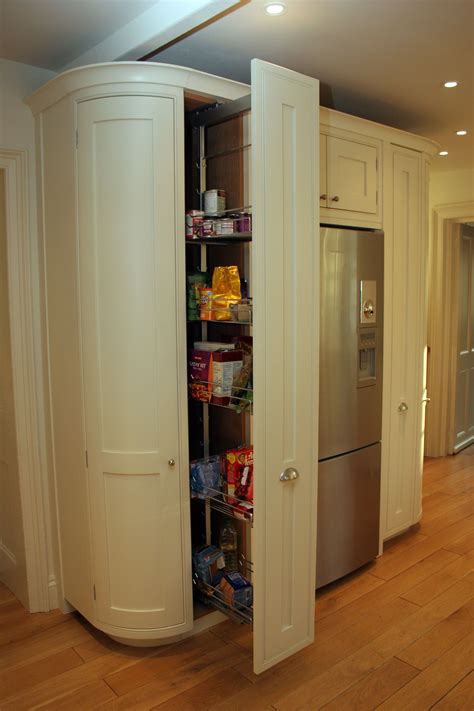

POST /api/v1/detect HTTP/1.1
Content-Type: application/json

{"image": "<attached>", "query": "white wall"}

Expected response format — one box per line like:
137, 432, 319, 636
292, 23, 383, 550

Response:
430, 168, 474, 208
0, 59, 57, 608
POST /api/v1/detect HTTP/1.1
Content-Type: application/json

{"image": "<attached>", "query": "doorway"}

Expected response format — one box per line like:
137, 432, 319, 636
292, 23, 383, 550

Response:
453, 223, 474, 452
0, 168, 29, 605
426, 203, 474, 457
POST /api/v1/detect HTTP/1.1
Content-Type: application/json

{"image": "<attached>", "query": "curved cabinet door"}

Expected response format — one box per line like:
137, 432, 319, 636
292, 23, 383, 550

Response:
77, 94, 191, 633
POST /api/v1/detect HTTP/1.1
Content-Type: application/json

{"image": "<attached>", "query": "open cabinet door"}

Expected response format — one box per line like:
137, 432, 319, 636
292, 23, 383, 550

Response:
252, 59, 320, 673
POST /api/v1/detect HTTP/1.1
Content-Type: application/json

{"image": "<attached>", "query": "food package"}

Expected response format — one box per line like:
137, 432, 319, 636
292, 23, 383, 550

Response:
211, 350, 243, 406
187, 271, 208, 321
193, 341, 235, 351
190, 455, 222, 498
204, 189, 226, 216
230, 337, 253, 411
199, 287, 213, 321
193, 545, 225, 587
219, 572, 253, 609
211, 266, 241, 321
189, 348, 243, 405
189, 349, 213, 402
225, 446, 254, 504
186, 210, 204, 239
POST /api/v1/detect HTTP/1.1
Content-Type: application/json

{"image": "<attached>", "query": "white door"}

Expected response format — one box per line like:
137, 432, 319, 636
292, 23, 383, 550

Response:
454, 225, 474, 452
77, 95, 192, 633
327, 136, 377, 213
252, 59, 319, 674
383, 146, 423, 537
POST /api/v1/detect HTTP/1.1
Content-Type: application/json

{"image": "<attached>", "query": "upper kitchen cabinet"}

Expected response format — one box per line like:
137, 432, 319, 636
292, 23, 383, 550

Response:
319, 109, 382, 228
28, 59, 319, 676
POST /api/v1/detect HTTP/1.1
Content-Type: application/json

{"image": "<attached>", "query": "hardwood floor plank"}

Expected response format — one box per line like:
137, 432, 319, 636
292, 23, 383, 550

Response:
315, 549, 458, 644
401, 548, 474, 606
371, 573, 474, 660
319, 657, 419, 710
104, 631, 224, 697
0, 607, 66, 647
418, 496, 474, 537
97, 644, 247, 710
0, 645, 159, 710
431, 671, 474, 710
376, 633, 474, 710
0, 647, 84, 702
35, 680, 117, 710
315, 569, 384, 619
0, 616, 91, 673
150, 667, 252, 710
444, 529, 474, 555
370, 516, 474, 580
395, 604, 473, 670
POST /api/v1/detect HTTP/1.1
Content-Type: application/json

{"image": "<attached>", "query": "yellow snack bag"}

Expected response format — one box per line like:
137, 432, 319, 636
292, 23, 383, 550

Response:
211, 266, 241, 321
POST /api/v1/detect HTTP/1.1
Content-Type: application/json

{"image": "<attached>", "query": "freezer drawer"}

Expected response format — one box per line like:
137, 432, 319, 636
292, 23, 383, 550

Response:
316, 443, 380, 588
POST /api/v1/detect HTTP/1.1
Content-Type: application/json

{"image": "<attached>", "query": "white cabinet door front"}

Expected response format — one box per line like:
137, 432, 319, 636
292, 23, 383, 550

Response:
327, 136, 377, 213
384, 146, 422, 537
252, 59, 319, 674
77, 95, 191, 633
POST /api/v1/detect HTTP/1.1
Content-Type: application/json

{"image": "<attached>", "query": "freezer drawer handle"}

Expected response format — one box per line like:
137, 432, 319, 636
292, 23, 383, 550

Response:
280, 467, 299, 482
398, 402, 409, 413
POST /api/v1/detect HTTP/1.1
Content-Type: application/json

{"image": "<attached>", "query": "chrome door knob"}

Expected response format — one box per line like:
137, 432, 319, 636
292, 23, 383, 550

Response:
280, 467, 299, 482
168, 458, 176, 467
398, 402, 408, 413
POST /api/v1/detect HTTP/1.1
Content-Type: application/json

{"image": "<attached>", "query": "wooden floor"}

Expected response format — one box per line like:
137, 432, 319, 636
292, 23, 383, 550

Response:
1, 447, 473, 710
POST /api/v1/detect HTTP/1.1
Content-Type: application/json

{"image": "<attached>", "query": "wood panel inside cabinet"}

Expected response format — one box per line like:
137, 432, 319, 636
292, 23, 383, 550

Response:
205, 114, 246, 211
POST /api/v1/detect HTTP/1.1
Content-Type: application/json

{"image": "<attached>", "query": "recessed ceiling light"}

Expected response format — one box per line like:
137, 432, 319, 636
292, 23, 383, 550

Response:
444, 81, 458, 88
456, 130, 467, 136
439, 150, 449, 156
264, 2, 287, 15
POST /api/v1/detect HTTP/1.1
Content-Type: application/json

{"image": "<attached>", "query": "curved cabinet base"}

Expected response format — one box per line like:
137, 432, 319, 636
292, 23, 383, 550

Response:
109, 633, 188, 648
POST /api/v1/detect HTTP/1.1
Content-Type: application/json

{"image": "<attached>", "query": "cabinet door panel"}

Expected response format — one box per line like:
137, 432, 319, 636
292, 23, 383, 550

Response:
77, 95, 191, 632
384, 147, 422, 536
252, 59, 319, 674
327, 136, 377, 213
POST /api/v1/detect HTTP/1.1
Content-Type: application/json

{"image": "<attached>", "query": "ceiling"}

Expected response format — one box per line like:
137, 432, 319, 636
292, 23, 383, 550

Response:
0, 0, 156, 69
154, 0, 474, 172
1, 0, 472, 172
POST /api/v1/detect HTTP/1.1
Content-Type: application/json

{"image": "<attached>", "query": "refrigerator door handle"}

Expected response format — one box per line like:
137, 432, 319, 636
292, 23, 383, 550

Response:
280, 467, 300, 482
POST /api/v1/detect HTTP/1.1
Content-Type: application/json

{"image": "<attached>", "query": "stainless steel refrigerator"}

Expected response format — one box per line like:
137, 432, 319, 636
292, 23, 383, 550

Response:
316, 226, 383, 588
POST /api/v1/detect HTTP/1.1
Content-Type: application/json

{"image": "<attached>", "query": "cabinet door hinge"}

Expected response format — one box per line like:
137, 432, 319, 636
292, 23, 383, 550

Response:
85, 450, 88, 468
76, 130, 78, 148
93, 584, 96, 600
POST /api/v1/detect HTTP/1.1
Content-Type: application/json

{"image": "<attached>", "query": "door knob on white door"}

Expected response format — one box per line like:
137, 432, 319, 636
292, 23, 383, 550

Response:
168, 459, 176, 467
398, 402, 408, 413
280, 467, 299, 482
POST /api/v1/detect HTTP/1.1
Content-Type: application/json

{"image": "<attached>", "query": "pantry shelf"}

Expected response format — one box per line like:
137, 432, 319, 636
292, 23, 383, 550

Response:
186, 233, 252, 245
193, 487, 254, 524
194, 580, 253, 625
188, 318, 252, 325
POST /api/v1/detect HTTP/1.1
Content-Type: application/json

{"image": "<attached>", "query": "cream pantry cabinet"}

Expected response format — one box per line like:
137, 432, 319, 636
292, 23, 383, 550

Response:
28, 61, 319, 674
319, 108, 437, 543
